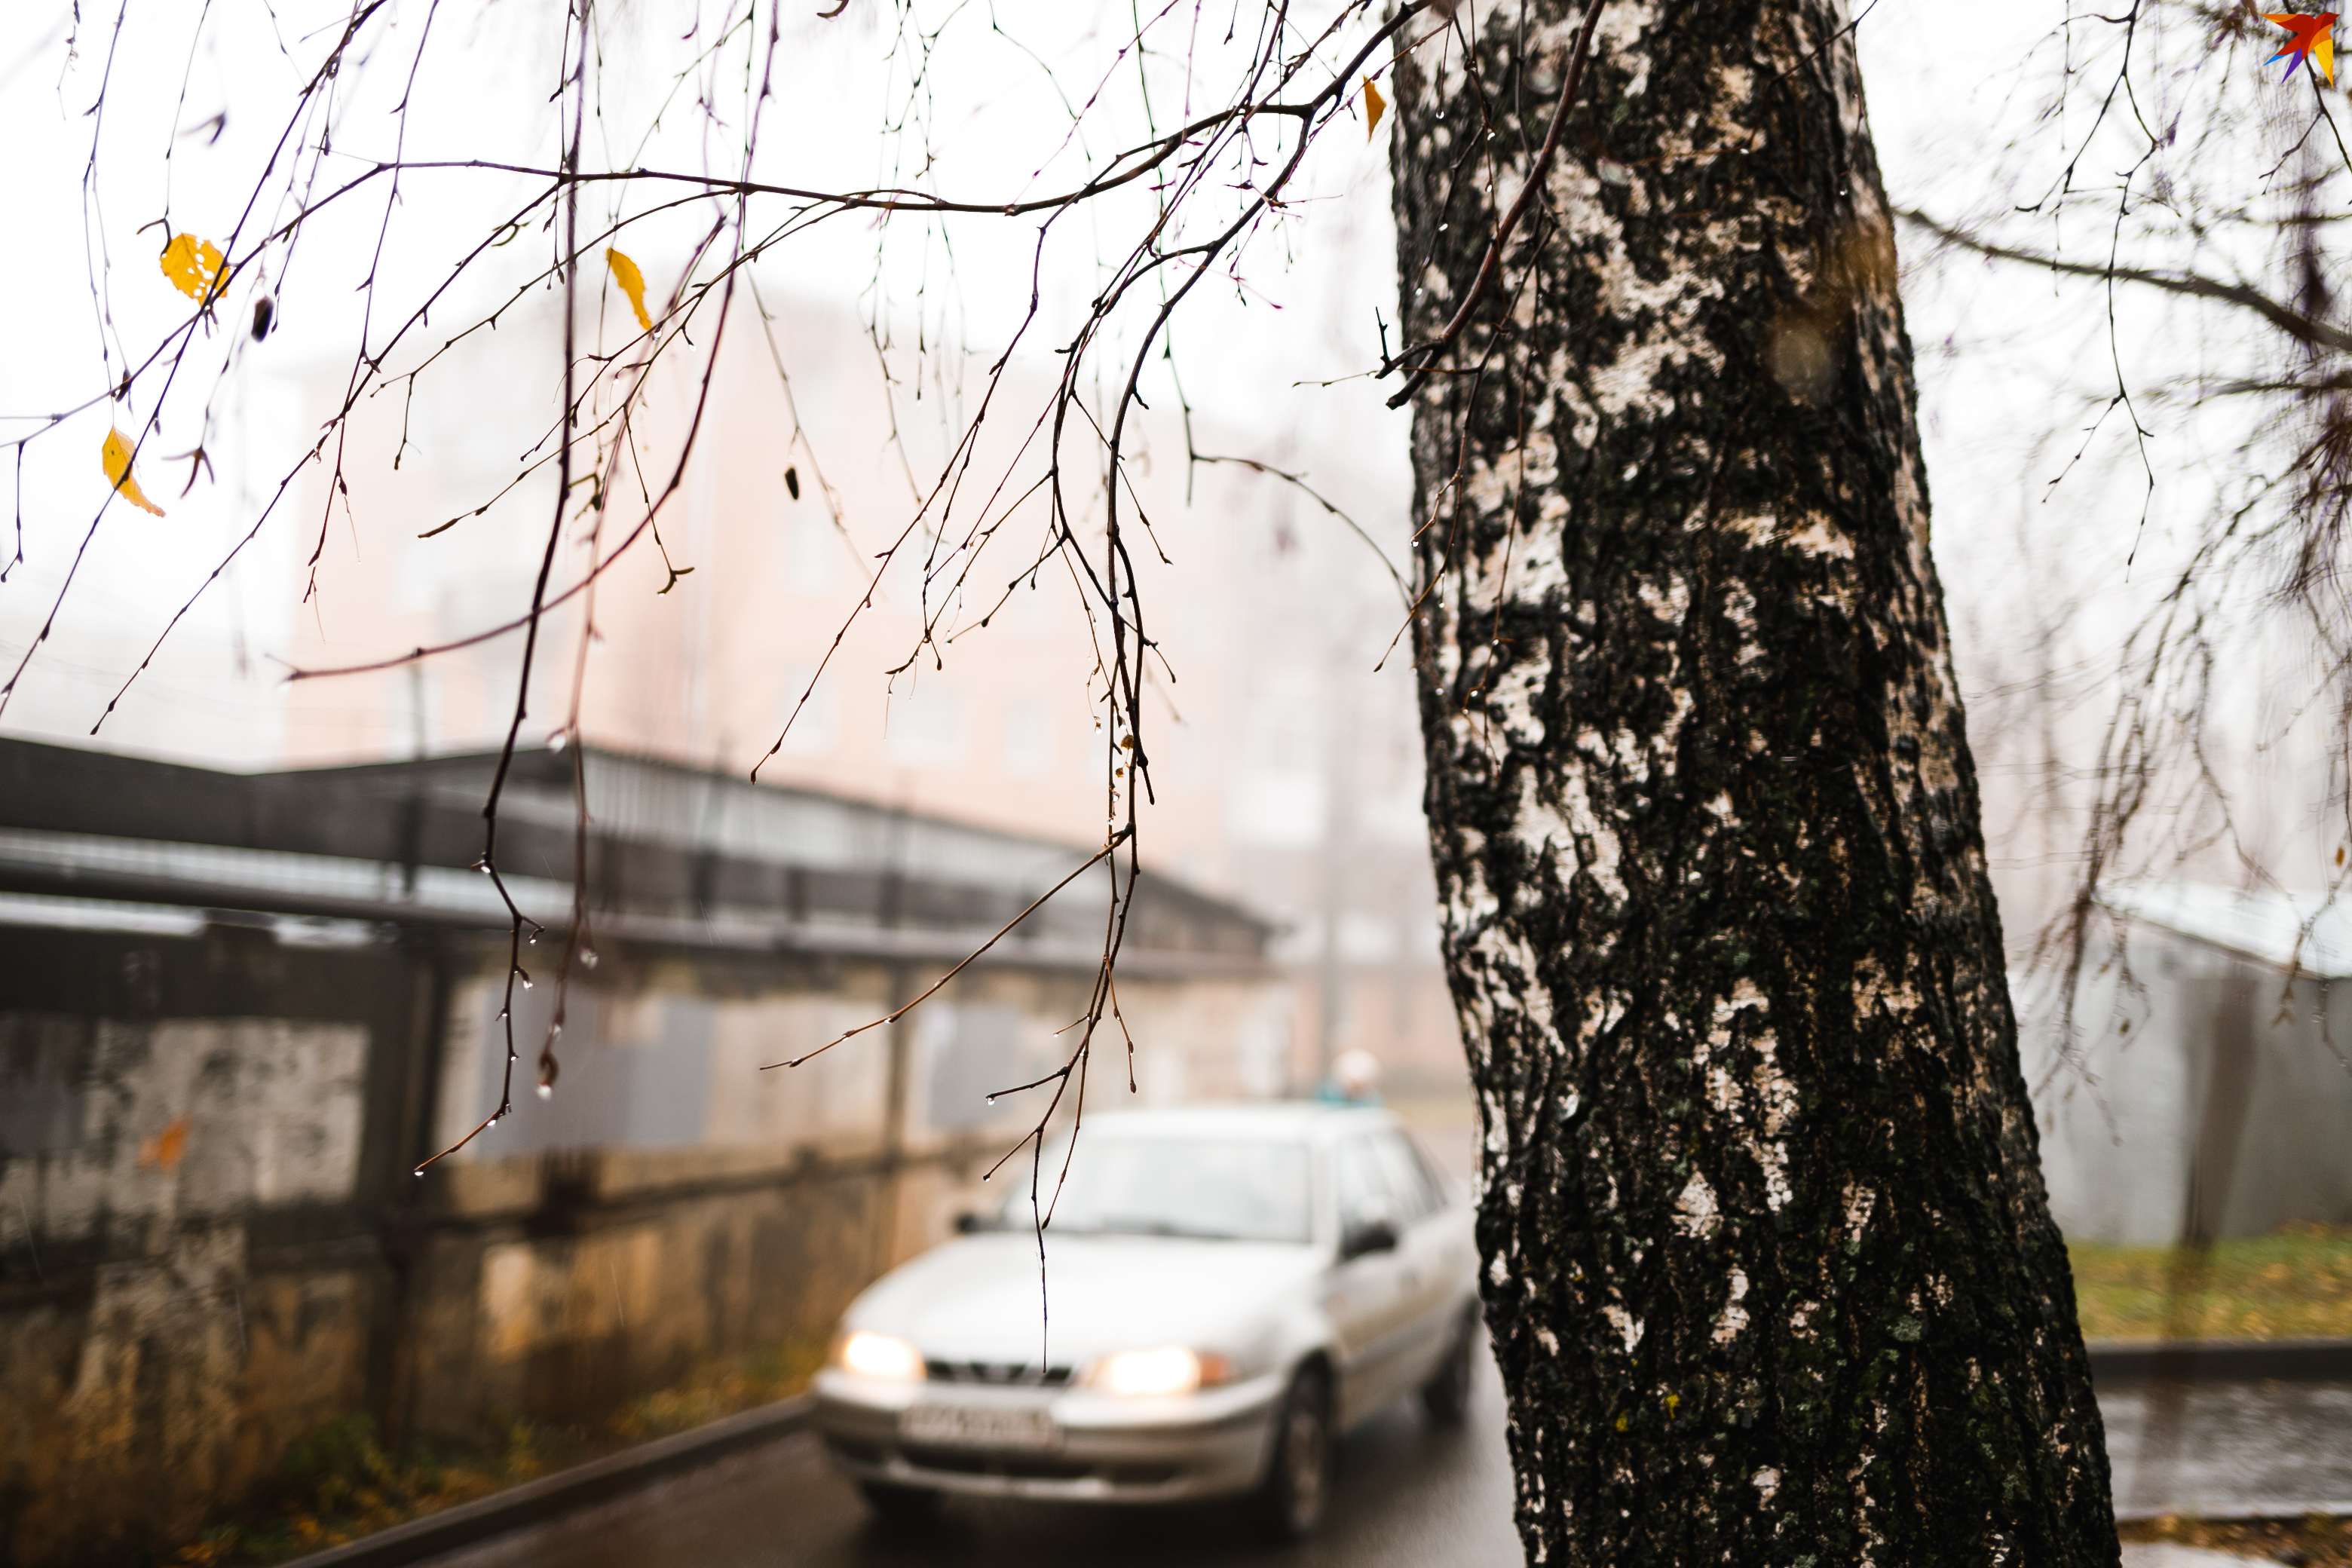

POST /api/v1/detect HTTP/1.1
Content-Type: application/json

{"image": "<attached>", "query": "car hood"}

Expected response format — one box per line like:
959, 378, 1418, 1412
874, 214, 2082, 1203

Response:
847, 1232, 1328, 1365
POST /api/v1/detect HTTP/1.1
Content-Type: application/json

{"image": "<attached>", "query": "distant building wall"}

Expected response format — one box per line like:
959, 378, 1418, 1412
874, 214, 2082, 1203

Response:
2017, 929, 2352, 1244
277, 298, 1462, 1114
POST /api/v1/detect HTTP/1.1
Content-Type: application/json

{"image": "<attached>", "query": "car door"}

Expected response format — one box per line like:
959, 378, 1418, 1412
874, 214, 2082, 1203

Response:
1325, 1132, 1415, 1426
1367, 1128, 1464, 1387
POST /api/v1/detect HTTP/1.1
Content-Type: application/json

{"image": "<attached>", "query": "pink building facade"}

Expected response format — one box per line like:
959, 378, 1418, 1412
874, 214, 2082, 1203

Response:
281, 295, 1463, 1101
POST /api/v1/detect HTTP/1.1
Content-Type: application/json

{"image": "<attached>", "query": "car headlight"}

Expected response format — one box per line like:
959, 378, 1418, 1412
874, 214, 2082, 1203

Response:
833, 1330, 924, 1382
1086, 1346, 1233, 1397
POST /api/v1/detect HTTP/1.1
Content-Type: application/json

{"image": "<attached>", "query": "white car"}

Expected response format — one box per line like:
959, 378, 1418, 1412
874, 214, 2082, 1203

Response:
813, 1102, 1481, 1539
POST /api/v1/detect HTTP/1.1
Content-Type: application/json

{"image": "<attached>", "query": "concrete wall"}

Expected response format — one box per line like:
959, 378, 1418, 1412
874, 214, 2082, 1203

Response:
0, 917, 1287, 1566
2017, 929, 2352, 1244
403, 958, 1291, 1440
0, 924, 422, 1566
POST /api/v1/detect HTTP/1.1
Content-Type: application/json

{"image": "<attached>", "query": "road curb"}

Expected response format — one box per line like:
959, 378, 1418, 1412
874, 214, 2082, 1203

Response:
278, 1395, 815, 1568
2088, 1338, 2352, 1385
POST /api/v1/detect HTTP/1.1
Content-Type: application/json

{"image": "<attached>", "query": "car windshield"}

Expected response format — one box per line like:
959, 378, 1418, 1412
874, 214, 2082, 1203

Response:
1000, 1134, 1314, 1243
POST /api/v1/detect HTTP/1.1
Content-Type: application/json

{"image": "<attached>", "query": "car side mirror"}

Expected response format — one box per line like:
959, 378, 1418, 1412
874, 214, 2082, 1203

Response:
953, 1211, 985, 1235
1340, 1213, 1399, 1260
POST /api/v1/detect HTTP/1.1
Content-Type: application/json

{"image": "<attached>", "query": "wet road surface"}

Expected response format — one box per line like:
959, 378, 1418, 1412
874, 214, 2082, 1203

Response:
443, 1350, 1520, 1568
2104, 1379, 2352, 1520
435, 1364, 2352, 1568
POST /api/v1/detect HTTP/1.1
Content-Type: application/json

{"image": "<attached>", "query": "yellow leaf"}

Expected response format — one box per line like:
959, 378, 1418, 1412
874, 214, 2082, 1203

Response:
160, 233, 225, 301
1363, 76, 1387, 141
139, 1114, 191, 1171
102, 428, 166, 517
607, 247, 652, 332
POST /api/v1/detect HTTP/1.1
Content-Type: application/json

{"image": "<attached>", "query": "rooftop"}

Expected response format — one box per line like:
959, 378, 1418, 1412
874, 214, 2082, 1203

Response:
2096, 880, 2352, 978
0, 738, 1270, 976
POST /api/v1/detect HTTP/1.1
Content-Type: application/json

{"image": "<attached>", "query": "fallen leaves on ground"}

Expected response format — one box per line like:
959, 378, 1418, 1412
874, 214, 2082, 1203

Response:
2070, 1223, 2352, 1341
2120, 1511, 2350, 1566
163, 1337, 819, 1564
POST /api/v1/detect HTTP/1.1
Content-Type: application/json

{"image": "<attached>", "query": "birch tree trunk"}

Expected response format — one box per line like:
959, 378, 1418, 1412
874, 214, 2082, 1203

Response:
1392, 4, 2119, 1562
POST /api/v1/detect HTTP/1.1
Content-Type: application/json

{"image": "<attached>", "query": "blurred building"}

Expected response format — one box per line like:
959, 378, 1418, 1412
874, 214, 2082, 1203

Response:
2017, 881, 2352, 1244
0, 735, 1274, 1563
274, 292, 1462, 1101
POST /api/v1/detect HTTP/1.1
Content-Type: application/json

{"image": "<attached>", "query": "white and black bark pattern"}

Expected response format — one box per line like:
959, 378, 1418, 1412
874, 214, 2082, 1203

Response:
1392, 3, 2117, 1563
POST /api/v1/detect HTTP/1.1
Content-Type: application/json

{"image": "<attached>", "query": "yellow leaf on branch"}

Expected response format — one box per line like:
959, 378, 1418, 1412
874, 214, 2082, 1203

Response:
160, 234, 225, 301
102, 428, 166, 517
607, 247, 653, 331
1363, 76, 1386, 140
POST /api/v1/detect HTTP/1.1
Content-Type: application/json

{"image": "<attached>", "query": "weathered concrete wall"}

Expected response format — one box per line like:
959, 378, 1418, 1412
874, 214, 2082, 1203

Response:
400, 957, 902, 1441
403, 960, 1290, 1438
0, 925, 418, 1566
397, 1162, 888, 1435
2, 915, 1289, 1565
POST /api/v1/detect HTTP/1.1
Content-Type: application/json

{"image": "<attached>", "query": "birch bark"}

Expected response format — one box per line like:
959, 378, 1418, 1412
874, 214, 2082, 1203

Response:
1391, 4, 2119, 1561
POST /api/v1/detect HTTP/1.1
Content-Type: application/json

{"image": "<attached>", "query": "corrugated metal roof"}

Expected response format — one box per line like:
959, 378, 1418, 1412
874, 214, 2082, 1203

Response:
0, 739, 1272, 972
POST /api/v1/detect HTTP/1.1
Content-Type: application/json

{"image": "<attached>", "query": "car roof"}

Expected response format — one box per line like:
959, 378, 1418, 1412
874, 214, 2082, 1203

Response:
1061, 1101, 1397, 1141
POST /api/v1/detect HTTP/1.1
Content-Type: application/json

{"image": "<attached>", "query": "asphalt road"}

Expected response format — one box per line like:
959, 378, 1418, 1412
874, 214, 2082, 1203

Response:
441, 1350, 1521, 1568
435, 1364, 2352, 1568
2105, 1377, 2352, 1520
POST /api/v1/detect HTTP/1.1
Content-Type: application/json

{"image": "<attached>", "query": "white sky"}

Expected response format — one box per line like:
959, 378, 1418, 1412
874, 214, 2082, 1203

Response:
0, 0, 2315, 920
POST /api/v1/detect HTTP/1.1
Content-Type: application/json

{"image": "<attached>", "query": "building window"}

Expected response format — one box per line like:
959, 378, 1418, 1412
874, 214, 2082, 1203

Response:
777, 664, 836, 756
1001, 696, 1052, 776
786, 514, 837, 597
887, 681, 960, 766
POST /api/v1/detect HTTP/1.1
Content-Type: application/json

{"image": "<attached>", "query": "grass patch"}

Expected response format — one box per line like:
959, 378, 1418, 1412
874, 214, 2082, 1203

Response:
2068, 1223, 2352, 1342
167, 1337, 822, 1566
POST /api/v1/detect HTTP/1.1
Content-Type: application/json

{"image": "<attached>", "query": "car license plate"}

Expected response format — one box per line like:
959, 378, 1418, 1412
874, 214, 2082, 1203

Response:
899, 1403, 1060, 1450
